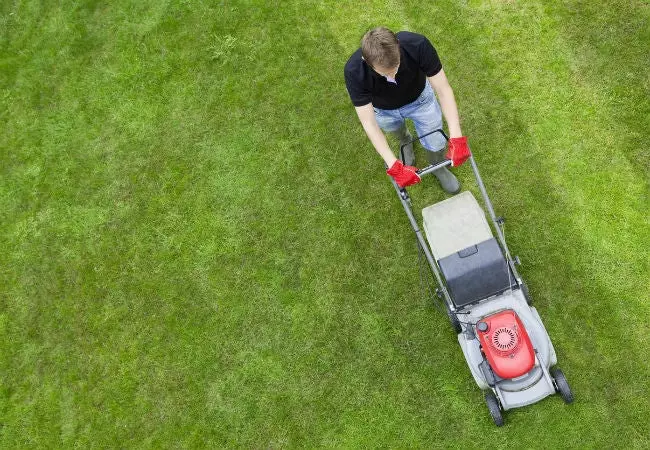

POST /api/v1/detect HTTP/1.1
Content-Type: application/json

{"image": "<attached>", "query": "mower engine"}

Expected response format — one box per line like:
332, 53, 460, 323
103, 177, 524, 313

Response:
476, 310, 535, 379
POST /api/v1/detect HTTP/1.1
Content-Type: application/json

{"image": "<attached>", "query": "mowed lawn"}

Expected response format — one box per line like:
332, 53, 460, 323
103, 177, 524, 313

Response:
1, 0, 649, 447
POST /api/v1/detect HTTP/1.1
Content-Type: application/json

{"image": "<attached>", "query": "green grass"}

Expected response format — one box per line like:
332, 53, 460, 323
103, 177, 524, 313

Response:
1, 0, 649, 447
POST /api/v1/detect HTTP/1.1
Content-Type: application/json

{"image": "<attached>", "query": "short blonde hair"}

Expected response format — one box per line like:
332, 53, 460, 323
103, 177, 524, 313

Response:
361, 27, 400, 69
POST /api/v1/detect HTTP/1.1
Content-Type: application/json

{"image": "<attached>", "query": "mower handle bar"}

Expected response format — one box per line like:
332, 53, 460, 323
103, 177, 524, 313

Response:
417, 159, 453, 177
398, 128, 452, 178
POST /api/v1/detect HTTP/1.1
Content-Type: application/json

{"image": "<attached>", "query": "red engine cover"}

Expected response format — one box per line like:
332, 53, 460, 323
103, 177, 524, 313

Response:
476, 310, 535, 379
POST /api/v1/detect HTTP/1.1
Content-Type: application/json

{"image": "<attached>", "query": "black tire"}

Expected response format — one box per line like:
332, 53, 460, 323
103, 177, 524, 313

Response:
484, 391, 504, 427
448, 312, 462, 334
520, 281, 532, 305
551, 368, 574, 404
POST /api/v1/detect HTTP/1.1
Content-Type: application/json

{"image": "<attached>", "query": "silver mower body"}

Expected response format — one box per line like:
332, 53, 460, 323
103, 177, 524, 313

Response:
422, 192, 558, 410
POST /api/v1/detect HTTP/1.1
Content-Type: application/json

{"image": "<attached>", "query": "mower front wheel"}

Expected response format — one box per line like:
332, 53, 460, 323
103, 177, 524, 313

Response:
551, 368, 574, 404
484, 391, 504, 427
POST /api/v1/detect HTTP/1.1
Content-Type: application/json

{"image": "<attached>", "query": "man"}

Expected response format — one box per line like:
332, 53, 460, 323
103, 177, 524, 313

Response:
344, 27, 471, 191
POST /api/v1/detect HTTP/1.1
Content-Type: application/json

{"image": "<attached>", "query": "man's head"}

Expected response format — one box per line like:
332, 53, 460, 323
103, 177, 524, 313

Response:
361, 27, 400, 77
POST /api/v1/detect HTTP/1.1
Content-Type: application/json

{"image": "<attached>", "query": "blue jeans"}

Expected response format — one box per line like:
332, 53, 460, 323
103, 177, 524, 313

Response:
373, 82, 446, 152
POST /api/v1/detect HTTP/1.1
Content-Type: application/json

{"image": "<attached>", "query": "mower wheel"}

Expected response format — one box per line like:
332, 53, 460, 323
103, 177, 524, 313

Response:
551, 368, 574, 404
521, 281, 532, 305
448, 312, 462, 334
484, 391, 504, 426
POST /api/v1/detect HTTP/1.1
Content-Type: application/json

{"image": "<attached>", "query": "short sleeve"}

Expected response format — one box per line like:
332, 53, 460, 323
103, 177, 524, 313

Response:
344, 67, 372, 106
417, 36, 443, 77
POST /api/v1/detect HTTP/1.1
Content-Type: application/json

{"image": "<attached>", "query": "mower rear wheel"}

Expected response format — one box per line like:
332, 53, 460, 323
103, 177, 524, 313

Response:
551, 368, 574, 403
484, 391, 504, 426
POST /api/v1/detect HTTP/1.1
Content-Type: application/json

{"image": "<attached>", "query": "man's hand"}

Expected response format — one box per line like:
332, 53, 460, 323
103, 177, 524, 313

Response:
387, 160, 421, 188
446, 137, 471, 167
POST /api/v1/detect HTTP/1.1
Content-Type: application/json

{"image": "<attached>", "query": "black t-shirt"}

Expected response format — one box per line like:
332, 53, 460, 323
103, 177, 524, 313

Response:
344, 31, 443, 110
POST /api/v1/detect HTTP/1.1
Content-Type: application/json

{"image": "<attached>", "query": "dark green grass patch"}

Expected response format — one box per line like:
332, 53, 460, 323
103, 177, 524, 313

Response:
1, 0, 649, 447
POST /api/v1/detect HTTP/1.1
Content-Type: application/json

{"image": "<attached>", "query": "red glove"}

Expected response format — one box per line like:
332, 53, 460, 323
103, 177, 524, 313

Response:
387, 160, 421, 188
446, 137, 471, 167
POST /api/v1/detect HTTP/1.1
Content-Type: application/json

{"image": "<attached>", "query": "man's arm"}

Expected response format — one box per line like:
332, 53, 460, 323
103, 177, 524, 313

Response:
428, 69, 471, 166
428, 69, 462, 138
354, 103, 398, 167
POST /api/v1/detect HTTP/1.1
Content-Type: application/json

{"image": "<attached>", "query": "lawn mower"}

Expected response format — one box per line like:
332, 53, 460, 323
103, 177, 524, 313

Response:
390, 129, 573, 426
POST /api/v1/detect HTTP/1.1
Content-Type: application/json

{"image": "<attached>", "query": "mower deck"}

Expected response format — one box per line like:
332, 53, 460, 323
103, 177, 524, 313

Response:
456, 288, 558, 409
